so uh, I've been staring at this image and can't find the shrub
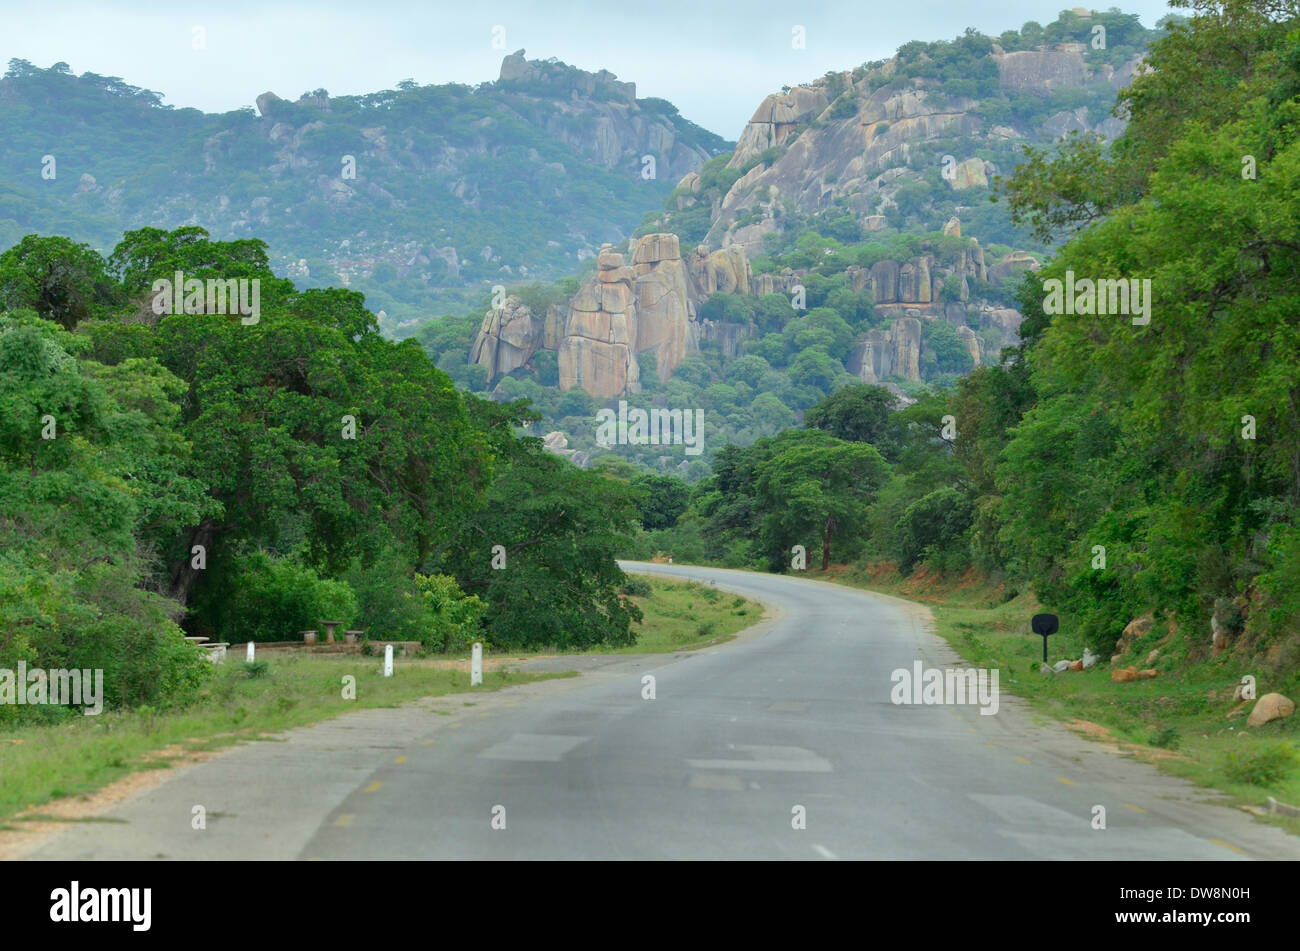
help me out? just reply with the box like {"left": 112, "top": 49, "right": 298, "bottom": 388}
{"left": 203, "top": 551, "right": 358, "bottom": 643}
{"left": 1222, "top": 745, "right": 1297, "bottom": 787}
{"left": 619, "top": 577, "right": 653, "bottom": 598}
{"left": 413, "top": 573, "right": 486, "bottom": 653}
{"left": 242, "top": 660, "right": 270, "bottom": 679}
{"left": 1149, "top": 726, "right": 1180, "bottom": 749}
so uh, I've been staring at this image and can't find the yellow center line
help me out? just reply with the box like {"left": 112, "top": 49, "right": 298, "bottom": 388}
{"left": 394, "top": 756, "right": 407, "bottom": 764}
{"left": 363, "top": 781, "right": 383, "bottom": 793}
{"left": 1057, "top": 777, "right": 1075, "bottom": 786}
{"left": 1208, "top": 838, "right": 1246, "bottom": 855}
{"left": 422, "top": 739, "right": 435, "bottom": 746}
{"left": 968, "top": 727, "right": 977, "bottom": 733}
{"left": 1015, "top": 756, "right": 1029, "bottom": 764}
{"left": 1122, "top": 802, "right": 1146, "bottom": 813}
{"left": 334, "top": 814, "right": 354, "bottom": 827}
{"left": 449, "top": 722, "right": 462, "bottom": 729}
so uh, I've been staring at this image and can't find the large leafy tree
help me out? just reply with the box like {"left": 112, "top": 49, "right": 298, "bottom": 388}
{"left": 440, "top": 397, "right": 644, "bottom": 649}
{"left": 0, "top": 234, "right": 120, "bottom": 329}
{"left": 754, "top": 429, "right": 890, "bottom": 570}
{"left": 804, "top": 383, "right": 900, "bottom": 457}
{"left": 0, "top": 312, "right": 210, "bottom": 711}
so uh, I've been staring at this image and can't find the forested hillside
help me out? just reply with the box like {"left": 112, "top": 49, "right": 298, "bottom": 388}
{"left": 0, "top": 53, "right": 728, "bottom": 329}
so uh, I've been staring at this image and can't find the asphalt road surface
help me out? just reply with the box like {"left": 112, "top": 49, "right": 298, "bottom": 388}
{"left": 27, "top": 563, "right": 1300, "bottom": 860}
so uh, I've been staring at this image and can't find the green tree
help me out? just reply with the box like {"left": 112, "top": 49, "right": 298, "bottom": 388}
{"left": 0, "top": 235, "right": 119, "bottom": 329}
{"left": 754, "top": 430, "right": 890, "bottom": 570}
{"left": 805, "top": 383, "right": 899, "bottom": 456}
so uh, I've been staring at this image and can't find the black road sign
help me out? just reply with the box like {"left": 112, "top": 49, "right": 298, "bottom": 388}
{"left": 1032, "top": 613, "right": 1059, "bottom": 636}
{"left": 1032, "top": 613, "right": 1060, "bottom": 663}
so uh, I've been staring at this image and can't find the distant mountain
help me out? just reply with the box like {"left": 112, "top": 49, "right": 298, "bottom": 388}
{"left": 426, "top": 9, "right": 1173, "bottom": 477}
{"left": 645, "top": 8, "right": 1159, "bottom": 255}
{"left": 0, "top": 53, "right": 730, "bottom": 330}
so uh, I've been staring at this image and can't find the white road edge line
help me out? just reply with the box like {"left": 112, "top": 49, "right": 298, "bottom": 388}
{"left": 812, "top": 844, "right": 837, "bottom": 860}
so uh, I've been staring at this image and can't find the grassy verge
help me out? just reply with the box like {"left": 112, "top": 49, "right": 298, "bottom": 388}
{"left": 0, "top": 657, "right": 566, "bottom": 826}
{"left": 0, "top": 574, "right": 760, "bottom": 826}
{"left": 601, "top": 574, "right": 762, "bottom": 653}
{"left": 810, "top": 562, "right": 1300, "bottom": 835}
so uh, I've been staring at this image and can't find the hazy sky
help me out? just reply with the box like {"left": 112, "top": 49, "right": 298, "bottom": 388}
{"left": 2, "top": 1, "right": 1176, "bottom": 137}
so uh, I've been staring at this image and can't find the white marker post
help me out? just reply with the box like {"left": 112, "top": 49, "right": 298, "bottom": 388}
{"left": 246, "top": 641, "right": 255, "bottom": 663}
{"left": 383, "top": 644, "right": 394, "bottom": 678}
{"left": 471, "top": 642, "right": 483, "bottom": 686}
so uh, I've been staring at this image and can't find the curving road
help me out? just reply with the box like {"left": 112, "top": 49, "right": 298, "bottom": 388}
{"left": 27, "top": 562, "right": 1300, "bottom": 860}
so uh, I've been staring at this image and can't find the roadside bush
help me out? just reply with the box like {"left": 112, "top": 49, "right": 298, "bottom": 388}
{"left": 203, "top": 551, "right": 358, "bottom": 643}
{"left": 0, "top": 557, "right": 211, "bottom": 719}
{"left": 413, "top": 574, "right": 486, "bottom": 653}
{"left": 619, "top": 577, "right": 653, "bottom": 598}
{"left": 1221, "top": 745, "right": 1297, "bottom": 787}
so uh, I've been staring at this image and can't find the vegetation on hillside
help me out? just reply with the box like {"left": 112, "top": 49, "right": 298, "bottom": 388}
{"left": 634, "top": 0, "right": 1300, "bottom": 669}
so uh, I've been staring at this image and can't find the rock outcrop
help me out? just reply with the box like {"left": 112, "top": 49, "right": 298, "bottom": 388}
{"left": 632, "top": 234, "right": 692, "bottom": 384}
{"left": 495, "top": 51, "right": 709, "bottom": 182}
{"left": 559, "top": 249, "right": 642, "bottom": 398}
{"left": 499, "top": 50, "right": 636, "bottom": 104}
{"left": 472, "top": 233, "right": 760, "bottom": 397}
{"left": 542, "top": 431, "right": 591, "bottom": 469}
{"left": 729, "top": 86, "right": 831, "bottom": 169}
{"left": 698, "top": 37, "right": 1145, "bottom": 255}
{"left": 688, "top": 246, "right": 752, "bottom": 296}
{"left": 474, "top": 222, "right": 1027, "bottom": 395}
{"left": 993, "top": 49, "right": 1088, "bottom": 95}
{"left": 1248, "top": 693, "right": 1295, "bottom": 727}
{"left": 470, "top": 295, "right": 544, "bottom": 377}
{"left": 987, "top": 250, "right": 1040, "bottom": 284}
{"left": 849, "top": 316, "right": 922, "bottom": 383}
{"left": 554, "top": 233, "right": 746, "bottom": 396}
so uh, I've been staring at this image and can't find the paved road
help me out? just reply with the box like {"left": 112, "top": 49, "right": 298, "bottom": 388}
{"left": 27, "top": 563, "right": 1300, "bottom": 860}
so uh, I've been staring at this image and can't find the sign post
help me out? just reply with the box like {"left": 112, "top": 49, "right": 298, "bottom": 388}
{"left": 1031, "top": 613, "right": 1059, "bottom": 664}
{"left": 471, "top": 642, "right": 483, "bottom": 686}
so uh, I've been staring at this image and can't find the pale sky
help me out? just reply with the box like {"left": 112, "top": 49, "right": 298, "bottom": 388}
{"left": 0, "top": 1, "right": 1177, "bottom": 137}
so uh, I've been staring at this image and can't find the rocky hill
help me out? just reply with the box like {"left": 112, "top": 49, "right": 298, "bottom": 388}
{"left": 0, "top": 54, "right": 730, "bottom": 328}
{"left": 469, "top": 10, "right": 1157, "bottom": 401}
{"left": 439, "top": 9, "right": 1167, "bottom": 473}
{"left": 472, "top": 232, "right": 754, "bottom": 398}
{"left": 700, "top": 42, "right": 1142, "bottom": 254}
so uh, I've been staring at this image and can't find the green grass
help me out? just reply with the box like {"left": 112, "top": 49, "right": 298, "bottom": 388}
{"left": 0, "top": 656, "right": 564, "bottom": 825}
{"left": 596, "top": 575, "right": 763, "bottom": 653}
{"left": 810, "top": 563, "right": 1300, "bottom": 834}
